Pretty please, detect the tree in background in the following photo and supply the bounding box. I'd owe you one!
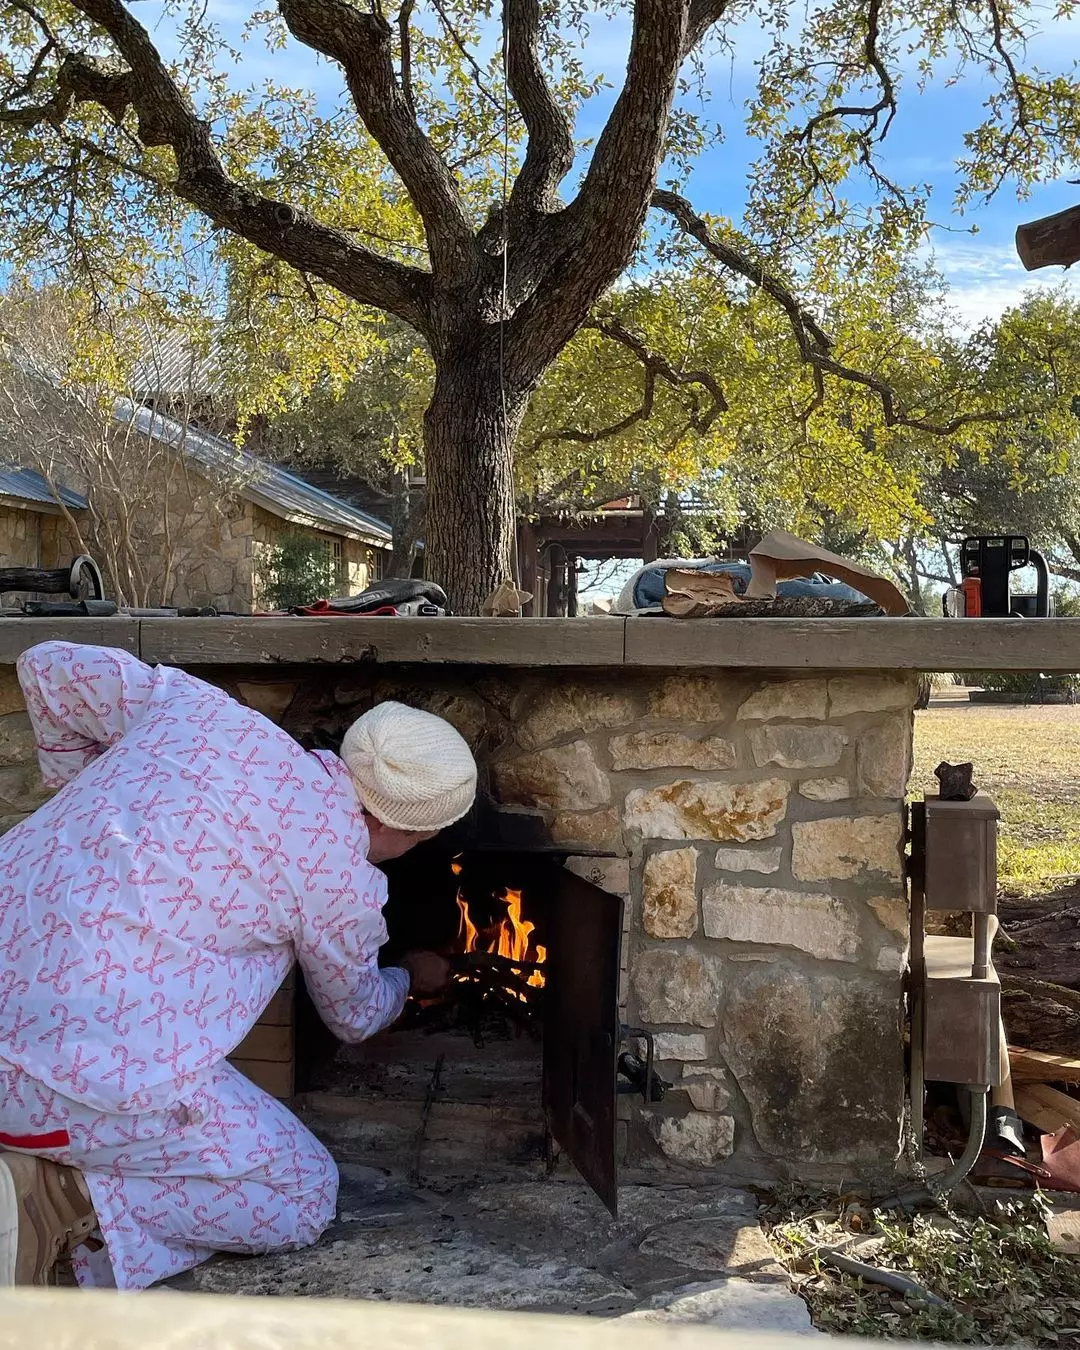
[4,1,1080,609]
[0,287,245,607]
[879,292,1080,609]
[256,530,338,610]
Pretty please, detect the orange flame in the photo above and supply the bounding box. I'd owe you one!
[455,882,546,992]
[456,893,478,949]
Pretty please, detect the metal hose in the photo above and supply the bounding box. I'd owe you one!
[879,1086,989,1211]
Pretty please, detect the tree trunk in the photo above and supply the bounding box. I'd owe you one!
[388,469,424,578]
[423,351,524,614]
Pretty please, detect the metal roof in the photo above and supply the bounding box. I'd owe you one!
[115,401,393,545]
[129,328,224,399]
[0,466,88,511]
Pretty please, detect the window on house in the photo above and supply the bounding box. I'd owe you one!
[329,538,344,590]
[371,549,385,582]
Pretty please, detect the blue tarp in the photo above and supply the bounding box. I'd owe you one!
[632,560,871,610]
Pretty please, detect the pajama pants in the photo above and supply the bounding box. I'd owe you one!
[0,1057,338,1291]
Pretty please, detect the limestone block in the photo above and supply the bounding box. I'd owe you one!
[828,674,917,717]
[0,669,25,718]
[493,741,610,811]
[647,1111,735,1164]
[632,948,722,1026]
[749,725,847,769]
[236,682,297,725]
[646,673,744,723]
[720,961,903,1161]
[652,1032,708,1062]
[799,777,850,802]
[684,1080,730,1113]
[0,713,37,768]
[791,813,903,881]
[856,715,912,799]
[737,680,827,721]
[550,808,622,850]
[702,882,858,962]
[0,764,49,814]
[713,846,782,874]
[624,779,789,842]
[516,683,637,751]
[868,897,910,973]
[643,848,699,938]
[565,856,630,896]
[609,732,736,772]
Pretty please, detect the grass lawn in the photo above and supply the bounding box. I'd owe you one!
[914,696,1080,886]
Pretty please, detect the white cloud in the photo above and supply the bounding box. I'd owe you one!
[927,238,1080,327]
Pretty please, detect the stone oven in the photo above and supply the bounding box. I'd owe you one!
[256,657,914,1206]
[2,614,1070,1203]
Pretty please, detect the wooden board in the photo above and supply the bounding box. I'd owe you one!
[139,616,626,667]
[0,617,140,663]
[232,1023,294,1062]
[228,1057,293,1099]
[1014,1082,1080,1134]
[1009,1047,1080,1084]
[0,614,1078,674]
[624,617,1080,672]
[259,984,296,1026]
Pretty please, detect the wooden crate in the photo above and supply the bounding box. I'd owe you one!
[227,968,296,1100]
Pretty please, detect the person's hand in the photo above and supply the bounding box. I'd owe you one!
[400,950,451,997]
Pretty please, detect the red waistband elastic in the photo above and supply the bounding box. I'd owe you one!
[0,1129,71,1151]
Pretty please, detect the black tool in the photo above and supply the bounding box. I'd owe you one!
[0,555,105,603]
[958,536,1051,617]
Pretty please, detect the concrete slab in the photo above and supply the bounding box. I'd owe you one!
[166,1175,802,1327]
[622,1279,822,1334]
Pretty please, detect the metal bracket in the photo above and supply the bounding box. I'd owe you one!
[617,1026,670,1103]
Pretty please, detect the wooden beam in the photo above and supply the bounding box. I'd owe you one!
[0,613,1078,672]
[0,617,140,664]
[624,617,1080,672]
[1014,1082,1080,1134]
[1016,203,1080,271]
[1009,1047,1080,1085]
[140,616,626,667]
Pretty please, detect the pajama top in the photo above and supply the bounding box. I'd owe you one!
[0,641,409,1115]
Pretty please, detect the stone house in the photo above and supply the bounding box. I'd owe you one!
[0,405,393,612]
[0,467,89,605]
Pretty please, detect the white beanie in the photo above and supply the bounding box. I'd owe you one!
[340,700,477,832]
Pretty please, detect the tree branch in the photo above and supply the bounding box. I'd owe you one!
[28,0,433,328]
[504,0,574,215]
[277,0,476,281]
[653,189,1017,437]
[796,0,896,144]
[685,0,732,55]
[507,0,688,380]
[528,315,726,457]
[397,0,417,119]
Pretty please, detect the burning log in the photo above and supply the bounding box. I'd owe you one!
[450,952,545,977]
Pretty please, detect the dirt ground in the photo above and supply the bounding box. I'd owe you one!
[914,693,1080,885]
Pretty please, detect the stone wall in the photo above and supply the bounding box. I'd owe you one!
[0,656,916,1183]
[0,504,47,608]
[249,663,915,1181]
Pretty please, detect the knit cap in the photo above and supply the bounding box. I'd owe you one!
[340,700,477,832]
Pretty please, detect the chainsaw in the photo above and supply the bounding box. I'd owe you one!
[943,536,1051,618]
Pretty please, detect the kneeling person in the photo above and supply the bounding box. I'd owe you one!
[0,642,475,1289]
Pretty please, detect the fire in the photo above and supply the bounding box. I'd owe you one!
[456,884,546,992]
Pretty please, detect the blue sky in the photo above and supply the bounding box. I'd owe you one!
[176,2,1080,331]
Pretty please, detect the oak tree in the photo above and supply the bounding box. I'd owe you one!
[3,0,1078,608]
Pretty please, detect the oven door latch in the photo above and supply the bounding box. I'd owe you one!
[618,1027,670,1103]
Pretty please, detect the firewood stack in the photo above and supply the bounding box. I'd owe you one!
[994,888,1080,1188]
